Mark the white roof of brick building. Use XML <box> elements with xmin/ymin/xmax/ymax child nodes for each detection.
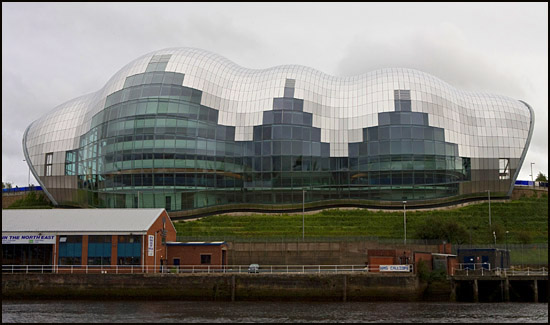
<box><xmin>2</xmin><ymin>209</ymin><xmax>169</xmax><ymax>235</ymax></box>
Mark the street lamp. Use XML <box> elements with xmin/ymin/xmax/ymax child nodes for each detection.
<box><xmin>486</xmin><ymin>190</ymin><xmax>491</xmax><ymax>227</ymax></box>
<box><xmin>22</xmin><ymin>159</ymin><xmax>30</xmax><ymax>187</ymax></box>
<box><xmin>403</xmin><ymin>200</ymin><xmax>407</xmax><ymax>245</ymax></box>
<box><xmin>302</xmin><ymin>189</ymin><xmax>306</xmax><ymax>241</ymax></box>
<box><xmin>530</xmin><ymin>162</ymin><xmax>535</xmax><ymax>188</ymax></box>
<box><xmin>505</xmin><ymin>230</ymin><xmax>509</xmax><ymax>252</ymax></box>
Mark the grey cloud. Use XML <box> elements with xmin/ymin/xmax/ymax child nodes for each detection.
<box><xmin>336</xmin><ymin>24</ymin><xmax>525</xmax><ymax>98</ymax></box>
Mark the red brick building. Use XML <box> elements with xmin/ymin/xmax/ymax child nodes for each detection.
<box><xmin>2</xmin><ymin>209</ymin><xmax>176</xmax><ymax>272</ymax></box>
<box><xmin>367</xmin><ymin>249</ymin><xmax>412</xmax><ymax>272</ymax></box>
<box><xmin>166</xmin><ymin>241</ymin><xmax>228</xmax><ymax>268</ymax></box>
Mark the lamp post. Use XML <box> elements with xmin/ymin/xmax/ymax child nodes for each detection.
<box><xmin>530</xmin><ymin>162</ymin><xmax>535</xmax><ymax>188</ymax></box>
<box><xmin>302</xmin><ymin>189</ymin><xmax>306</xmax><ymax>241</ymax></box>
<box><xmin>403</xmin><ymin>200</ymin><xmax>407</xmax><ymax>245</ymax></box>
<box><xmin>486</xmin><ymin>190</ymin><xmax>491</xmax><ymax>227</ymax></box>
<box><xmin>22</xmin><ymin>159</ymin><xmax>30</xmax><ymax>187</ymax></box>
<box><xmin>505</xmin><ymin>230</ymin><xmax>509</xmax><ymax>252</ymax></box>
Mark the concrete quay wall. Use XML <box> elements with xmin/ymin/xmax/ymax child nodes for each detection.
<box><xmin>2</xmin><ymin>273</ymin><xmax>426</xmax><ymax>302</ymax></box>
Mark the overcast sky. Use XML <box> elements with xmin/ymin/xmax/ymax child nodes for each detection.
<box><xmin>2</xmin><ymin>2</ymin><xmax>548</xmax><ymax>187</ymax></box>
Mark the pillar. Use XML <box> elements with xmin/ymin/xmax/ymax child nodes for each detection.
<box><xmin>343</xmin><ymin>274</ymin><xmax>347</xmax><ymax>302</ymax></box>
<box><xmin>81</xmin><ymin>235</ymin><xmax>89</xmax><ymax>266</ymax></box>
<box><xmin>450</xmin><ymin>280</ymin><xmax>457</xmax><ymax>302</ymax></box>
<box><xmin>473</xmin><ymin>279</ymin><xmax>479</xmax><ymax>303</ymax></box>
<box><xmin>504</xmin><ymin>278</ymin><xmax>510</xmax><ymax>302</ymax></box>
<box><xmin>111</xmin><ymin>235</ymin><xmax>118</xmax><ymax>267</ymax></box>
<box><xmin>231</xmin><ymin>275</ymin><xmax>236</xmax><ymax>302</ymax></box>
<box><xmin>533</xmin><ymin>280</ymin><xmax>538</xmax><ymax>303</ymax></box>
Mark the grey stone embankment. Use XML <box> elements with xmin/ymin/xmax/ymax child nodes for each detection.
<box><xmin>2</xmin><ymin>273</ymin><xmax>446</xmax><ymax>302</ymax></box>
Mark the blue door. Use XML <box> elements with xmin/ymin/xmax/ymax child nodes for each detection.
<box><xmin>173</xmin><ymin>258</ymin><xmax>180</xmax><ymax>266</ymax></box>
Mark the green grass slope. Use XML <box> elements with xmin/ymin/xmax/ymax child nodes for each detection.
<box><xmin>174</xmin><ymin>195</ymin><xmax>548</xmax><ymax>244</ymax></box>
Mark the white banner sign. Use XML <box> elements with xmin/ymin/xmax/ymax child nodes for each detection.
<box><xmin>379</xmin><ymin>265</ymin><xmax>410</xmax><ymax>272</ymax></box>
<box><xmin>148</xmin><ymin>235</ymin><xmax>154</xmax><ymax>256</ymax></box>
<box><xmin>2</xmin><ymin>234</ymin><xmax>56</xmax><ymax>244</ymax></box>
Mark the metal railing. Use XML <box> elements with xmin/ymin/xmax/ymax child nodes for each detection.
<box><xmin>2</xmin><ymin>264</ymin><xmax>414</xmax><ymax>275</ymax></box>
<box><xmin>458</xmin><ymin>262</ymin><xmax>492</xmax><ymax>270</ymax></box>
<box><xmin>453</xmin><ymin>265</ymin><xmax>547</xmax><ymax>277</ymax></box>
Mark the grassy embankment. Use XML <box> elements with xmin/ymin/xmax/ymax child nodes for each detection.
<box><xmin>174</xmin><ymin>195</ymin><xmax>548</xmax><ymax>245</ymax></box>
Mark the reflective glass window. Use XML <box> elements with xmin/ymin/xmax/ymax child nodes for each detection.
<box><xmin>424</xmin><ymin>128</ymin><xmax>434</xmax><ymax>140</ymax></box>
<box><xmin>311</xmin><ymin>129</ymin><xmax>321</xmax><ymax>142</ymax></box>
<box><xmin>263</xmin><ymin>111</ymin><xmax>274</xmax><ymax>124</ymax></box>
<box><xmin>401</xmin><ymin>140</ymin><xmax>412</xmax><ymax>154</ymax></box>
<box><xmin>303</xmin><ymin>113</ymin><xmax>312</xmax><ymax>126</ymax></box>
<box><xmin>379</xmin><ymin>127</ymin><xmax>390</xmax><ymax>140</ymax></box>
<box><xmin>312</xmin><ymin>142</ymin><xmax>321</xmax><ymax>156</ymax></box>
<box><xmin>367</xmin><ymin>128</ymin><xmax>378</xmax><ymax>141</ymax></box>
<box><xmin>321</xmin><ymin>143</ymin><xmax>330</xmax><ymax>157</ymax></box>
<box><xmin>390</xmin><ymin>141</ymin><xmax>402</xmax><ymax>154</ymax></box>
<box><xmin>401</xmin><ymin>126</ymin><xmax>411</xmax><ymax>139</ymax></box>
<box><xmin>282</xmin><ymin>111</ymin><xmax>292</xmax><ymax>124</ymax></box>
<box><xmin>411</xmin><ymin>113</ymin><xmax>424</xmax><ymax>125</ymax></box>
<box><xmin>273</xmin><ymin>111</ymin><xmax>282</xmax><ymax>123</ymax></box>
<box><xmin>281</xmin><ymin>141</ymin><xmax>292</xmax><ymax>155</ymax></box>
<box><xmin>369</xmin><ymin>142</ymin><xmax>379</xmax><ymax>155</ymax></box>
<box><xmin>424</xmin><ymin>141</ymin><xmax>435</xmax><ymax>155</ymax></box>
<box><xmin>273</xmin><ymin>125</ymin><xmax>283</xmax><ymax>139</ymax></box>
<box><xmin>412</xmin><ymin>127</ymin><xmax>424</xmax><ymax>139</ymax></box>
<box><xmin>434</xmin><ymin>128</ymin><xmax>444</xmax><ymax>141</ymax></box>
<box><xmin>291</xmin><ymin>141</ymin><xmax>301</xmax><ymax>155</ymax></box>
<box><xmin>390</xmin><ymin>126</ymin><xmax>402</xmax><ymax>139</ymax></box>
<box><xmin>273</xmin><ymin>141</ymin><xmax>282</xmax><ymax>155</ymax></box>
<box><xmin>292</xmin><ymin>126</ymin><xmax>302</xmax><ymax>140</ymax></box>
<box><xmin>390</xmin><ymin>113</ymin><xmax>400</xmax><ymax>125</ymax></box>
<box><xmin>293</xmin><ymin>112</ymin><xmax>303</xmax><ymax>125</ymax></box>
<box><xmin>412</xmin><ymin>141</ymin><xmax>424</xmax><ymax>154</ymax></box>
<box><xmin>379</xmin><ymin>141</ymin><xmax>390</xmax><ymax>155</ymax></box>
<box><xmin>435</xmin><ymin>142</ymin><xmax>445</xmax><ymax>155</ymax></box>
<box><xmin>379</xmin><ymin>113</ymin><xmax>390</xmax><ymax>125</ymax></box>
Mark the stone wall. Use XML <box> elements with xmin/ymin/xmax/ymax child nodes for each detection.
<box><xmin>510</xmin><ymin>187</ymin><xmax>548</xmax><ymax>200</ymax></box>
<box><xmin>2</xmin><ymin>273</ymin><xmax>425</xmax><ymax>302</ymax></box>
<box><xmin>1</xmin><ymin>190</ymin><xmax>49</xmax><ymax>209</ymax></box>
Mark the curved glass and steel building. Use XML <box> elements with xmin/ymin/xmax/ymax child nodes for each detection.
<box><xmin>23</xmin><ymin>48</ymin><xmax>534</xmax><ymax>215</ymax></box>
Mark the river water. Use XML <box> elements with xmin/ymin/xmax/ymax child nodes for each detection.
<box><xmin>2</xmin><ymin>300</ymin><xmax>548</xmax><ymax>323</ymax></box>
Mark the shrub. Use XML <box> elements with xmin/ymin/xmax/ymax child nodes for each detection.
<box><xmin>517</xmin><ymin>230</ymin><xmax>532</xmax><ymax>244</ymax></box>
<box><xmin>416</xmin><ymin>260</ymin><xmax>430</xmax><ymax>282</ymax></box>
<box><xmin>415</xmin><ymin>216</ymin><xmax>468</xmax><ymax>245</ymax></box>
<box><xmin>8</xmin><ymin>191</ymin><xmax>51</xmax><ymax>208</ymax></box>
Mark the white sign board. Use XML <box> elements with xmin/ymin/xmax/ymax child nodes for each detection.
<box><xmin>2</xmin><ymin>235</ymin><xmax>56</xmax><ymax>244</ymax></box>
<box><xmin>379</xmin><ymin>265</ymin><xmax>410</xmax><ymax>272</ymax></box>
<box><xmin>148</xmin><ymin>235</ymin><xmax>154</xmax><ymax>256</ymax></box>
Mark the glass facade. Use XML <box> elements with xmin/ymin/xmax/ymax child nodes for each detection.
<box><xmin>87</xmin><ymin>235</ymin><xmax>111</xmax><ymax>266</ymax></box>
<box><xmin>117</xmin><ymin>235</ymin><xmax>141</xmax><ymax>265</ymax></box>
<box><xmin>23</xmin><ymin>48</ymin><xmax>534</xmax><ymax>213</ymax></box>
<box><xmin>58</xmin><ymin>235</ymin><xmax>82</xmax><ymax>265</ymax></box>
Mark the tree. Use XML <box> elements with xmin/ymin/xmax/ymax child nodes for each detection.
<box><xmin>535</xmin><ymin>172</ymin><xmax>547</xmax><ymax>182</ymax></box>
<box><xmin>2</xmin><ymin>182</ymin><xmax>13</xmax><ymax>189</ymax></box>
